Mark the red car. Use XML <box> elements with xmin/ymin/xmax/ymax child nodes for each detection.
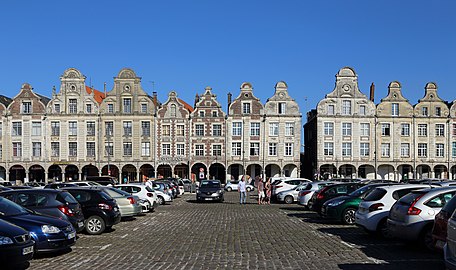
<box><xmin>432</xmin><ymin>194</ymin><xmax>456</xmax><ymax>250</ymax></box>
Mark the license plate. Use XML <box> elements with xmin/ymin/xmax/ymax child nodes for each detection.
<box><xmin>77</xmin><ymin>222</ymin><xmax>84</xmax><ymax>228</ymax></box>
<box><xmin>436</xmin><ymin>240</ymin><xmax>445</xmax><ymax>249</ymax></box>
<box><xmin>67</xmin><ymin>232</ymin><xmax>76</xmax><ymax>239</ymax></box>
<box><xmin>22</xmin><ymin>246</ymin><xmax>33</xmax><ymax>255</ymax></box>
<box><xmin>205</xmin><ymin>198</ymin><xmax>213</xmax><ymax>200</ymax></box>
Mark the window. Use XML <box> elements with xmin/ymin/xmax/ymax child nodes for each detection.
<box><xmin>86</xmin><ymin>121</ymin><xmax>95</xmax><ymax>136</ymax></box>
<box><xmin>69</xmin><ymin>99</ymin><xmax>77</xmax><ymax>114</ymax></box>
<box><xmin>436</xmin><ymin>124</ymin><xmax>445</xmax><ymax>136</ymax></box>
<box><xmin>105</xmin><ymin>142</ymin><xmax>113</xmax><ymax>156</ymax></box>
<box><xmin>418</xmin><ymin>124</ymin><xmax>428</xmax><ymax>136</ymax></box>
<box><xmin>360</xmin><ymin>123</ymin><xmax>370</xmax><ymax>136</ymax></box>
<box><xmin>250</xmin><ymin>123</ymin><xmax>260</xmax><ymax>136</ymax></box>
<box><xmin>269</xmin><ymin>143</ymin><xmax>277</xmax><ymax>156</ymax></box>
<box><xmin>142</xmin><ymin>121</ymin><xmax>150</xmax><ymax>136</ymax></box>
<box><xmin>195</xmin><ymin>145</ymin><xmax>204</xmax><ymax>156</ymax></box>
<box><xmin>381</xmin><ymin>143</ymin><xmax>390</xmax><ymax>157</ymax></box>
<box><xmin>176</xmin><ymin>125</ymin><xmax>185</xmax><ymax>136</ymax></box>
<box><xmin>250</xmin><ymin>142</ymin><xmax>260</xmax><ymax>156</ymax></box>
<box><xmin>51</xmin><ymin>142</ymin><xmax>59</xmax><ymax>157</ymax></box>
<box><xmin>278</xmin><ymin>103</ymin><xmax>286</xmax><ymax>114</ymax></box>
<box><xmin>401</xmin><ymin>123</ymin><xmax>410</xmax><ymax>136</ymax></box>
<box><xmin>436</xmin><ymin>107</ymin><xmax>442</xmax><ymax>116</ymax></box>
<box><xmin>0</xmin><ymin>122</ymin><xmax>2</xmax><ymax>137</ymax></box>
<box><xmin>32</xmin><ymin>142</ymin><xmax>41</xmax><ymax>157</ymax></box>
<box><xmin>199</xmin><ymin>111</ymin><xmax>205</xmax><ymax>117</ymax></box>
<box><xmin>269</xmin><ymin>122</ymin><xmax>279</xmax><ymax>136</ymax></box>
<box><xmin>12</xmin><ymin>122</ymin><xmax>22</xmax><ymax>136</ymax></box>
<box><xmin>453</xmin><ymin>124</ymin><xmax>456</xmax><ymax>136</ymax></box>
<box><xmin>401</xmin><ymin>143</ymin><xmax>410</xmax><ymax>157</ymax></box>
<box><xmin>359</xmin><ymin>105</ymin><xmax>366</xmax><ymax>116</ymax></box>
<box><xmin>123</xmin><ymin>142</ymin><xmax>132</xmax><ymax>156</ymax></box>
<box><xmin>342</xmin><ymin>100</ymin><xmax>351</xmax><ymax>115</ymax></box>
<box><xmin>453</xmin><ymin>142</ymin><xmax>456</xmax><ymax>158</ymax></box>
<box><xmin>342</xmin><ymin>143</ymin><xmax>352</xmax><ymax>156</ymax></box>
<box><xmin>69</xmin><ymin>142</ymin><xmax>77</xmax><ymax>157</ymax></box>
<box><xmin>421</xmin><ymin>107</ymin><xmax>428</xmax><ymax>116</ymax></box>
<box><xmin>105</xmin><ymin>122</ymin><xmax>113</xmax><ymax>136</ymax></box>
<box><xmin>162</xmin><ymin>125</ymin><xmax>171</xmax><ymax>136</ymax></box>
<box><xmin>162</xmin><ymin>144</ymin><xmax>171</xmax><ymax>156</ymax></box>
<box><xmin>68</xmin><ymin>121</ymin><xmax>77</xmax><ymax>136</ymax></box>
<box><xmin>13</xmin><ymin>142</ymin><xmax>21</xmax><ymax>157</ymax></box>
<box><xmin>232</xmin><ymin>142</ymin><xmax>241</xmax><ymax>156</ymax></box>
<box><xmin>285</xmin><ymin>143</ymin><xmax>293</xmax><ymax>156</ymax></box>
<box><xmin>141</xmin><ymin>142</ymin><xmax>150</xmax><ymax>156</ymax></box>
<box><xmin>243</xmin><ymin>103</ymin><xmax>251</xmax><ymax>114</ymax></box>
<box><xmin>436</xmin><ymin>143</ymin><xmax>445</xmax><ymax>157</ymax></box>
<box><xmin>86</xmin><ymin>104</ymin><xmax>92</xmax><ymax>114</ymax></box>
<box><xmin>0</xmin><ymin>144</ymin><xmax>2</xmax><ymax>158</ymax></box>
<box><xmin>31</xmin><ymin>122</ymin><xmax>41</xmax><ymax>136</ymax></box>
<box><xmin>195</xmin><ymin>124</ymin><xmax>204</xmax><ymax>136</ymax></box>
<box><xmin>285</xmin><ymin>123</ymin><xmax>294</xmax><ymax>136</ymax></box>
<box><xmin>22</xmin><ymin>102</ymin><xmax>31</xmax><ymax>114</ymax></box>
<box><xmin>107</xmin><ymin>104</ymin><xmax>114</xmax><ymax>113</ymax></box>
<box><xmin>212</xmin><ymin>111</ymin><xmax>218</xmax><ymax>117</ymax></box>
<box><xmin>232</xmin><ymin>122</ymin><xmax>242</xmax><ymax>136</ymax></box>
<box><xmin>123</xmin><ymin>98</ymin><xmax>132</xmax><ymax>113</ymax></box>
<box><xmin>360</xmin><ymin>143</ymin><xmax>369</xmax><ymax>157</ymax></box>
<box><xmin>324</xmin><ymin>123</ymin><xmax>334</xmax><ymax>136</ymax></box>
<box><xmin>342</xmin><ymin>123</ymin><xmax>352</xmax><ymax>136</ymax></box>
<box><xmin>123</xmin><ymin>121</ymin><xmax>132</xmax><ymax>136</ymax></box>
<box><xmin>213</xmin><ymin>145</ymin><xmax>222</xmax><ymax>156</ymax></box>
<box><xmin>177</xmin><ymin>144</ymin><xmax>185</xmax><ymax>156</ymax></box>
<box><xmin>87</xmin><ymin>142</ymin><xmax>95</xmax><ymax>157</ymax></box>
<box><xmin>381</xmin><ymin>123</ymin><xmax>390</xmax><ymax>136</ymax></box>
<box><xmin>141</xmin><ymin>104</ymin><xmax>148</xmax><ymax>113</ymax></box>
<box><xmin>324</xmin><ymin>142</ymin><xmax>333</xmax><ymax>156</ymax></box>
<box><xmin>213</xmin><ymin>124</ymin><xmax>222</xmax><ymax>136</ymax></box>
<box><xmin>170</xmin><ymin>104</ymin><xmax>177</xmax><ymax>117</ymax></box>
<box><xmin>418</xmin><ymin>143</ymin><xmax>427</xmax><ymax>157</ymax></box>
<box><xmin>54</xmin><ymin>104</ymin><xmax>61</xmax><ymax>113</ymax></box>
<box><xmin>327</xmin><ymin>105</ymin><xmax>335</xmax><ymax>115</ymax></box>
<box><xmin>392</xmin><ymin>103</ymin><xmax>399</xmax><ymax>116</ymax></box>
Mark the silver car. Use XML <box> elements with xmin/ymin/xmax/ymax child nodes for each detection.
<box><xmin>445</xmin><ymin>210</ymin><xmax>456</xmax><ymax>270</ymax></box>
<box><xmin>298</xmin><ymin>181</ymin><xmax>338</xmax><ymax>208</ymax></box>
<box><xmin>388</xmin><ymin>186</ymin><xmax>456</xmax><ymax>249</ymax></box>
<box><xmin>277</xmin><ymin>183</ymin><xmax>312</xmax><ymax>204</ymax></box>
<box><xmin>95</xmin><ymin>187</ymin><xmax>142</xmax><ymax>218</ymax></box>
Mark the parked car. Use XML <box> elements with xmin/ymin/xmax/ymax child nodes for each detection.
<box><xmin>0</xmin><ymin>189</ymin><xmax>85</xmax><ymax>232</ymax></box>
<box><xmin>271</xmin><ymin>178</ymin><xmax>311</xmax><ymax>199</ymax></box>
<box><xmin>85</xmin><ymin>176</ymin><xmax>118</xmax><ymax>186</ymax></box>
<box><xmin>224</xmin><ymin>181</ymin><xmax>254</xmax><ymax>192</ymax></box>
<box><xmin>0</xmin><ymin>196</ymin><xmax>76</xmax><ymax>253</ymax></box>
<box><xmin>444</xmin><ymin>210</ymin><xmax>456</xmax><ymax>269</ymax></box>
<box><xmin>44</xmin><ymin>182</ymin><xmax>78</xmax><ymax>189</ymax></box>
<box><xmin>8</xmin><ymin>186</ymin><xmax>33</xmax><ymax>190</ymax></box>
<box><xmin>182</xmin><ymin>179</ymin><xmax>192</xmax><ymax>192</ymax></box>
<box><xmin>322</xmin><ymin>183</ymin><xmax>396</xmax><ymax>225</ymax></box>
<box><xmin>388</xmin><ymin>186</ymin><xmax>456</xmax><ymax>249</ymax></box>
<box><xmin>156</xmin><ymin>181</ymin><xmax>177</xmax><ymax>198</ymax></box>
<box><xmin>177</xmin><ymin>179</ymin><xmax>185</xmax><ymax>195</ymax></box>
<box><xmin>0</xmin><ymin>181</ymin><xmax>12</xmax><ymax>187</ymax></box>
<box><xmin>277</xmin><ymin>183</ymin><xmax>314</xmax><ymax>204</ymax></box>
<box><xmin>24</xmin><ymin>182</ymin><xmax>45</xmax><ymax>188</ymax></box>
<box><xmin>116</xmin><ymin>183</ymin><xmax>165</xmax><ymax>207</ymax></box>
<box><xmin>0</xmin><ymin>218</ymin><xmax>35</xmax><ymax>267</ymax></box>
<box><xmin>196</xmin><ymin>180</ymin><xmax>224</xmax><ymax>202</ymax></box>
<box><xmin>298</xmin><ymin>181</ymin><xmax>338</xmax><ymax>208</ymax></box>
<box><xmin>68</xmin><ymin>181</ymin><xmax>102</xmax><ymax>187</ymax></box>
<box><xmin>432</xmin><ymin>193</ymin><xmax>456</xmax><ymax>251</ymax></box>
<box><xmin>309</xmin><ymin>182</ymin><xmax>365</xmax><ymax>214</ymax></box>
<box><xmin>355</xmin><ymin>184</ymin><xmax>427</xmax><ymax>237</ymax></box>
<box><xmin>63</xmin><ymin>187</ymin><xmax>121</xmax><ymax>235</ymax></box>
<box><xmin>93</xmin><ymin>187</ymin><xmax>142</xmax><ymax>218</ymax></box>
<box><xmin>152</xmin><ymin>181</ymin><xmax>172</xmax><ymax>199</ymax></box>
<box><xmin>0</xmin><ymin>186</ymin><xmax>12</xmax><ymax>192</ymax></box>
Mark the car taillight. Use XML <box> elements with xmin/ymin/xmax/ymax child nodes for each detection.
<box><xmin>98</xmin><ymin>203</ymin><xmax>112</xmax><ymax>210</ymax></box>
<box><xmin>275</xmin><ymin>185</ymin><xmax>283</xmax><ymax>189</ymax></box>
<box><xmin>407</xmin><ymin>194</ymin><xmax>424</xmax><ymax>215</ymax></box>
<box><xmin>127</xmin><ymin>197</ymin><xmax>135</xmax><ymax>204</ymax></box>
<box><xmin>316</xmin><ymin>187</ymin><xmax>328</xmax><ymax>200</ymax></box>
<box><xmin>299</xmin><ymin>191</ymin><xmax>311</xmax><ymax>196</ymax></box>
<box><xmin>368</xmin><ymin>203</ymin><xmax>384</xmax><ymax>212</ymax></box>
<box><xmin>147</xmin><ymin>192</ymin><xmax>153</xmax><ymax>197</ymax></box>
<box><xmin>58</xmin><ymin>205</ymin><xmax>74</xmax><ymax>216</ymax></box>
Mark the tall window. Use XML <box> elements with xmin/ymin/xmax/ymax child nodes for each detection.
<box><xmin>86</xmin><ymin>121</ymin><xmax>95</xmax><ymax>136</ymax></box>
<box><xmin>162</xmin><ymin>144</ymin><xmax>171</xmax><ymax>156</ymax></box>
<box><xmin>199</xmin><ymin>111</ymin><xmax>205</xmax><ymax>117</ymax></box>
<box><xmin>13</xmin><ymin>142</ymin><xmax>22</xmax><ymax>157</ymax></box>
<box><xmin>31</xmin><ymin>122</ymin><xmax>41</xmax><ymax>136</ymax></box>
<box><xmin>123</xmin><ymin>98</ymin><xmax>132</xmax><ymax>113</ymax></box>
<box><xmin>213</xmin><ymin>124</ymin><xmax>222</xmax><ymax>136</ymax></box>
<box><xmin>86</xmin><ymin>104</ymin><xmax>92</xmax><ymax>113</ymax></box>
<box><xmin>342</xmin><ymin>100</ymin><xmax>351</xmax><ymax>115</ymax></box>
<box><xmin>105</xmin><ymin>122</ymin><xmax>114</xmax><ymax>136</ymax></box>
<box><xmin>176</xmin><ymin>125</ymin><xmax>185</xmax><ymax>136</ymax></box>
<box><xmin>392</xmin><ymin>103</ymin><xmax>399</xmax><ymax>116</ymax></box>
<box><xmin>269</xmin><ymin>122</ymin><xmax>279</xmax><ymax>136</ymax></box>
<box><xmin>360</xmin><ymin>123</ymin><xmax>370</xmax><ymax>136</ymax></box>
<box><xmin>141</xmin><ymin>121</ymin><xmax>150</xmax><ymax>136</ymax></box>
<box><xmin>195</xmin><ymin>145</ymin><xmax>204</xmax><ymax>156</ymax></box>
<box><xmin>232</xmin><ymin>122</ymin><xmax>242</xmax><ymax>136</ymax></box>
<box><xmin>250</xmin><ymin>142</ymin><xmax>260</xmax><ymax>156</ymax></box>
<box><xmin>342</xmin><ymin>123</ymin><xmax>352</xmax><ymax>136</ymax></box>
<box><xmin>436</xmin><ymin>124</ymin><xmax>445</xmax><ymax>136</ymax></box>
<box><xmin>453</xmin><ymin>142</ymin><xmax>456</xmax><ymax>157</ymax></box>
<box><xmin>123</xmin><ymin>121</ymin><xmax>132</xmax><ymax>136</ymax></box>
<box><xmin>212</xmin><ymin>111</ymin><xmax>218</xmax><ymax>117</ymax></box>
<box><xmin>107</xmin><ymin>104</ymin><xmax>114</xmax><ymax>113</ymax></box>
<box><xmin>285</xmin><ymin>123</ymin><xmax>294</xmax><ymax>136</ymax></box>
<box><xmin>418</xmin><ymin>143</ymin><xmax>427</xmax><ymax>157</ymax></box>
<box><xmin>12</xmin><ymin>122</ymin><xmax>22</xmax><ymax>136</ymax></box>
<box><xmin>278</xmin><ymin>103</ymin><xmax>286</xmax><ymax>114</ymax></box>
<box><xmin>453</xmin><ymin>124</ymin><xmax>456</xmax><ymax>136</ymax></box>
<box><xmin>141</xmin><ymin>142</ymin><xmax>150</xmax><ymax>156</ymax></box>
<box><xmin>327</xmin><ymin>105</ymin><xmax>335</xmax><ymax>115</ymax></box>
<box><xmin>51</xmin><ymin>142</ymin><xmax>59</xmax><ymax>157</ymax></box>
<box><xmin>68</xmin><ymin>121</ymin><xmax>77</xmax><ymax>136</ymax></box>
<box><xmin>242</xmin><ymin>103</ymin><xmax>251</xmax><ymax>114</ymax></box>
<box><xmin>232</xmin><ymin>142</ymin><xmax>241</xmax><ymax>156</ymax></box>
<box><xmin>269</xmin><ymin>143</ymin><xmax>277</xmax><ymax>156</ymax></box>
<box><xmin>436</xmin><ymin>143</ymin><xmax>445</xmax><ymax>157</ymax></box>
<box><xmin>54</xmin><ymin>104</ymin><xmax>61</xmax><ymax>113</ymax></box>
<box><xmin>87</xmin><ymin>142</ymin><xmax>95</xmax><ymax>157</ymax></box>
<box><xmin>69</xmin><ymin>142</ymin><xmax>77</xmax><ymax>157</ymax></box>
<box><xmin>342</xmin><ymin>142</ymin><xmax>352</xmax><ymax>156</ymax></box>
<box><xmin>381</xmin><ymin>143</ymin><xmax>390</xmax><ymax>157</ymax></box>
<box><xmin>359</xmin><ymin>105</ymin><xmax>366</xmax><ymax>116</ymax></box>
<box><xmin>284</xmin><ymin>143</ymin><xmax>293</xmax><ymax>156</ymax></box>
<box><xmin>123</xmin><ymin>142</ymin><xmax>132</xmax><ymax>156</ymax></box>
<box><xmin>381</xmin><ymin>123</ymin><xmax>390</xmax><ymax>136</ymax></box>
<box><xmin>360</xmin><ymin>143</ymin><xmax>369</xmax><ymax>157</ymax></box>
<box><xmin>22</xmin><ymin>102</ymin><xmax>31</xmax><ymax>114</ymax></box>
<box><xmin>141</xmin><ymin>104</ymin><xmax>148</xmax><ymax>113</ymax></box>
<box><xmin>435</xmin><ymin>107</ymin><xmax>442</xmax><ymax>116</ymax></box>
<box><xmin>32</xmin><ymin>142</ymin><xmax>41</xmax><ymax>157</ymax></box>
<box><xmin>250</xmin><ymin>123</ymin><xmax>260</xmax><ymax>136</ymax></box>
<box><xmin>213</xmin><ymin>145</ymin><xmax>222</xmax><ymax>156</ymax></box>
<box><xmin>162</xmin><ymin>125</ymin><xmax>171</xmax><ymax>136</ymax></box>
<box><xmin>170</xmin><ymin>104</ymin><xmax>177</xmax><ymax>117</ymax></box>
<box><xmin>323</xmin><ymin>122</ymin><xmax>334</xmax><ymax>136</ymax></box>
<box><xmin>421</xmin><ymin>107</ymin><xmax>428</xmax><ymax>116</ymax></box>
<box><xmin>401</xmin><ymin>123</ymin><xmax>410</xmax><ymax>136</ymax></box>
<box><xmin>418</xmin><ymin>124</ymin><xmax>428</xmax><ymax>136</ymax></box>
<box><xmin>401</xmin><ymin>143</ymin><xmax>410</xmax><ymax>157</ymax></box>
<box><xmin>195</xmin><ymin>124</ymin><xmax>205</xmax><ymax>136</ymax></box>
<box><xmin>69</xmin><ymin>99</ymin><xmax>77</xmax><ymax>114</ymax></box>
<box><xmin>105</xmin><ymin>142</ymin><xmax>113</xmax><ymax>156</ymax></box>
<box><xmin>324</xmin><ymin>142</ymin><xmax>333</xmax><ymax>156</ymax></box>
<box><xmin>177</xmin><ymin>144</ymin><xmax>185</xmax><ymax>156</ymax></box>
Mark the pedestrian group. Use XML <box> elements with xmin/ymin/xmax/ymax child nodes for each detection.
<box><xmin>237</xmin><ymin>176</ymin><xmax>271</xmax><ymax>205</ymax></box>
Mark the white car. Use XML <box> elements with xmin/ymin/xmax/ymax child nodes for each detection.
<box><xmin>68</xmin><ymin>181</ymin><xmax>102</xmax><ymax>187</ymax></box>
<box><xmin>271</xmin><ymin>178</ymin><xmax>311</xmax><ymax>197</ymax></box>
<box><xmin>224</xmin><ymin>181</ymin><xmax>254</xmax><ymax>192</ymax></box>
<box><xmin>355</xmin><ymin>184</ymin><xmax>428</xmax><ymax>237</ymax></box>
<box><xmin>115</xmin><ymin>183</ymin><xmax>161</xmax><ymax>210</ymax></box>
<box><xmin>298</xmin><ymin>181</ymin><xmax>338</xmax><ymax>207</ymax></box>
<box><xmin>276</xmin><ymin>183</ymin><xmax>312</xmax><ymax>204</ymax></box>
<box><xmin>154</xmin><ymin>189</ymin><xmax>173</xmax><ymax>205</ymax></box>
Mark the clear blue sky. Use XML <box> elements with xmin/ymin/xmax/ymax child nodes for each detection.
<box><xmin>0</xmin><ymin>1</ymin><xmax>455</xmax><ymax>115</ymax></box>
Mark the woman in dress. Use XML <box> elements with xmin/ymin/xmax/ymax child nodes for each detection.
<box><xmin>264</xmin><ymin>177</ymin><xmax>272</xmax><ymax>204</ymax></box>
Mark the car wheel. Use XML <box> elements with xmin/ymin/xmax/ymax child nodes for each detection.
<box><xmin>246</xmin><ymin>187</ymin><xmax>251</xmax><ymax>192</ymax></box>
<box><xmin>226</xmin><ymin>187</ymin><xmax>232</xmax><ymax>192</ymax></box>
<box><xmin>158</xmin><ymin>196</ymin><xmax>165</xmax><ymax>205</ymax></box>
<box><xmin>421</xmin><ymin>225</ymin><xmax>435</xmax><ymax>250</ymax></box>
<box><xmin>342</xmin><ymin>208</ymin><xmax>356</xmax><ymax>225</ymax></box>
<box><xmin>85</xmin><ymin>216</ymin><xmax>105</xmax><ymax>235</ymax></box>
<box><xmin>284</xmin><ymin>195</ymin><xmax>294</xmax><ymax>204</ymax></box>
<box><xmin>377</xmin><ymin>218</ymin><xmax>392</xmax><ymax>239</ymax></box>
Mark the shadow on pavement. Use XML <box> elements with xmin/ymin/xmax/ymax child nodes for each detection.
<box><xmin>34</xmin><ymin>247</ymin><xmax>72</xmax><ymax>259</ymax></box>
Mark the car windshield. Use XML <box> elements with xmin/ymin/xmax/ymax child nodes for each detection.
<box><xmin>57</xmin><ymin>192</ymin><xmax>78</xmax><ymax>204</ymax></box>
<box><xmin>349</xmin><ymin>185</ymin><xmax>374</xmax><ymax>198</ymax></box>
<box><xmin>111</xmin><ymin>188</ymin><xmax>131</xmax><ymax>197</ymax></box>
<box><xmin>0</xmin><ymin>197</ymin><xmax>29</xmax><ymax>216</ymax></box>
<box><xmin>200</xmin><ymin>181</ymin><xmax>220</xmax><ymax>188</ymax></box>
<box><xmin>145</xmin><ymin>186</ymin><xmax>155</xmax><ymax>192</ymax></box>
<box><xmin>363</xmin><ymin>188</ymin><xmax>387</xmax><ymax>201</ymax></box>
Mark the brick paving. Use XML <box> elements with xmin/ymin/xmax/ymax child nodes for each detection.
<box><xmin>29</xmin><ymin>191</ymin><xmax>444</xmax><ymax>270</ymax></box>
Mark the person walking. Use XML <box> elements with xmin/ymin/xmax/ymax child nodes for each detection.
<box><xmin>257</xmin><ymin>179</ymin><xmax>264</xmax><ymax>205</ymax></box>
<box><xmin>264</xmin><ymin>177</ymin><xmax>272</xmax><ymax>204</ymax></box>
<box><xmin>238</xmin><ymin>177</ymin><xmax>247</xmax><ymax>204</ymax></box>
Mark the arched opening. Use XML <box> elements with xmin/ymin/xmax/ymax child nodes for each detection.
<box><xmin>140</xmin><ymin>164</ymin><xmax>155</xmax><ymax>181</ymax></box>
<box><xmin>9</xmin><ymin>165</ymin><xmax>25</xmax><ymax>184</ymax></box>
<box><xmin>48</xmin><ymin>165</ymin><xmax>62</xmax><ymax>182</ymax></box>
<box><xmin>191</xmin><ymin>163</ymin><xmax>207</xmax><ymax>181</ymax></box>
<box><xmin>173</xmin><ymin>163</ymin><xmax>188</xmax><ymax>179</ymax></box>
<box><xmin>319</xmin><ymin>164</ymin><xmax>337</xmax><ymax>180</ymax></box>
<box><xmin>452</xmin><ymin>166</ymin><xmax>456</xmax><ymax>180</ymax></box>
<box><xmin>29</xmin><ymin>165</ymin><xmax>45</xmax><ymax>182</ymax></box>
<box><xmin>338</xmin><ymin>164</ymin><xmax>356</xmax><ymax>178</ymax></box>
<box><xmin>283</xmin><ymin>164</ymin><xmax>297</xmax><ymax>178</ymax></box>
<box><xmin>416</xmin><ymin>164</ymin><xmax>431</xmax><ymax>179</ymax></box>
<box><xmin>246</xmin><ymin>164</ymin><xmax>262</xmax><ymax>179</ymax></box>
<box><xmin>209</xmin><ymin>163</ymin><xmax>226</xmax><ymax>183</ymax></box>
<box><xmin>227</xmin><ymin>164</ymin><xmax>243</xmax><ymax>181</ymax></box>
<box><xmin>65</xmin><ymin>165</ymin><xmax>79</xmax><ymax>181</ymax></box>
<box><xmin>265</xmin><ymin>164</ymin><xmax>280</xmax><ymax>178</ymax></box>
<box><xmin>377</xmin><ymin>164</ymin><xmax>395</xmax><ymax>180</ymax></box>
<box><xmin>101</xmin><ymin>165</ymin><xmax>120</xmax><ymax>179</ymax></box>
<box><xmin>122</xmin><ymin>164</ymin><xmax>137</xmax><ymax>183</ymax></box>
<box><xmin>358</xmin><ymin>164</ymin><xmax>375</xmax><ymax>179</ymax></box>
<box><xmin>157</xmin><ymin>165</ymin><xmax>172</xmax><ymax>179</ymax></box>
<box><xmin>434</xmin><ymin>165</ymin><xmax>448</xmax><ymax>179</ymax></box>
<box><xmin>82</xmin><ymin>164</ymin><xmax>99</xmax><ymax>180</ymax></box>
<box><xmin>397</xmin><ymin>164</ymin><xmax>413</xmax><ymax>181</ymax></box>
<box><xmin>0</xmin><ymin>166</ymin><xmax>6</xmax><ymax>181</ymax></box>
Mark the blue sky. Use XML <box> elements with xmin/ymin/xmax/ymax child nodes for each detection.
<box><xmin>0</xmin><ymin>1</ymin><xmax>455</xmax><ymax>115</ymax></box>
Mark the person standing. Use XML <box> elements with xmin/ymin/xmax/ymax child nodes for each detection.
<box><xmin>264</xmin><ymin>177</ymin><xmax>272</xmax><ymax>204</ymax></box>
<box><xmin>238</xmin><ymin>177</ymin><xmax>247</xmax><ymax>204</ymax></box>
<box><xmin>257</xmin><ymin>179</ymin><xmax>264</xmax><ymax>205</ymax></box>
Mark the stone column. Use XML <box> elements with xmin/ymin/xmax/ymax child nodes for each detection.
<box><xmin>431</xmin><ymin>171</ymin><xmax>435</xmax><ymax>178</ymax></box>
<box><xmin>44</xmin><ymin>171</ymin><xmax>49</xmax><ymax>184</ymax></box>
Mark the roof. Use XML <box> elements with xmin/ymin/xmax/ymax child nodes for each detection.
<box><xmin>86</xmin><ymin>86</ymin><xmax>105</xmax><ymax>104</ymax></box>
<box><xmin>36</xmin><ymin>93</ymin><xmax>51</xmax><ymax>105</ymax></box>
<box><xmin>0</xmin><ymin>95</ymin><xmax>12</xmax><ymax>108</ymax></box>
<box><xmin>178</xmin><ymin>98</ymin><xmax>194</xmax><ymax>112</ymax></box>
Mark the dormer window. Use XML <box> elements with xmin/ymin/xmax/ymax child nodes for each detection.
<box><xmin>199</xmin><ymin>111</ymin><xmax>205</xmax><ymax>117</ymax></box>
<box><xmin>123</xmin><ymin>98</ymin><xmax>132</xmax><ymax>113</ymax></box>
<box><xmin>327</xmin><ymin>105</ymin><xmax>335</xmax><ymax>115</ymax></box>
<box><xmin>107</xmin><ymin>104</ymin><xmax>114</xmax><ymax>113</ymax></box>
<box><xmin>54</xmin><ymin>104</ymin><xmax>61</xmax><ymax>113</ymax></box>
<box><xmin>141</xmin><ymin>104</ymin><xmax>148</xmax><ymax>113</ymax></box>
<box><xmin>359</xmin><ymin>105</ymin><xmax>366</xmax><ymax>116</ymax></box>
<box><xmin>170</xmin><ymin>104</ymin><xmax>177</xmax><ymax>117</ymax></box>
<box><xmin>278</xmin><ymin>103</ymin><xmax>286</xmax><ymax>114</ymax></box>
<box><xmin>436</xmin><ymin>107</ymin><xmax>442</xmax><ymax>116</ymax></box>
<box><xmin>422</xmin><ymin>107</ymin><xmax>428</xmax><ymax>116</ymax></box>
<box><xmin>69</xmin><ymin>99</ymin><xmax>77</xmax><ymax>114</ymax></box>
<box><xmin>243</xmin><ymin>103</ymin><xmax>251</xmax><ymax>115</ymax></box>
<box><xmin>86</xmin><ymin>104</ymin><xmax>92</xmax><ymax>113</ymax></box>
<box><xmin>212</xmin><ymin>111</ymin><xmax>218</xmax><ymax>117</ymax></box>
<box><xmin>22</xmin><ymin>102</ymin><xmax>31</xmax><ymax>114</ymax></box>
<box><xmin>392</xmin><ymin>103</ymin><xmax>399</xmax><ymax>116</ymax></box>
<box><xmin>342</xmin><ymin>100</ymin><xmax>351</xmax><ymax>115</ymax></box>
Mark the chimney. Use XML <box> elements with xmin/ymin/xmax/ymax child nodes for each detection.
<box><xmin>370</xmin><ymin>83</ymin><xmax>375</xmax><ymax>102</ymax></box>
<box><xmin>227</xmin><ymin>92</ymin><xmax>232</xmax><ymax>115</ymax></box>
<box><xmin>152</xmin><ymin>91</ymin><xmax>158</xmax><ymax>106</ymax></box>
<box><xmin>194</xmin><ymin>93</ymin><xmax>200</xmax><ymax>107</ymax></box>
<box><xmin>104</xmin><ymin>82</ymin><xmax>107</xmax><ymax>96</ymax></box>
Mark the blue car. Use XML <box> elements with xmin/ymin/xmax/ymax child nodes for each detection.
<box><xmin>0</xmin><ymin>196</ymin><xmax>76</xmax><ymax>253</ymax></box>
<box><xmin>0</xmin><ymin>219</ymin><xmax>35</xmax><ymax>267</ymax></box>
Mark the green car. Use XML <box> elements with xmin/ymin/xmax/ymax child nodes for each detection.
<box><xmin>321</xmin><ymin>183</ymin><xmax>395</xmax><ymax>225</ymax></box>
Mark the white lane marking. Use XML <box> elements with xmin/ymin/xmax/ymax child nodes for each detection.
<box><xmin>70</xmin><ymin>258</ymin><xmax>92</xmax><ymax>268</ymax></box>
<box><xmin>100</xmin><ymin>244</ymin><xmax>111</xmax><ymax>250</ymax></box>
<box><xmin>133</xmin><ymin>227</ymin><xmax>139</xmax><ymax>231</ymax></box>
<box><xmin>340</xmin><ymin>240</ymin><xmax>356</xmax><ymax>248</ymax></box>
<box><xmin>121</xmin><ymin>233</ymin><xmax>128</xmax><ymax>239</ymax></box>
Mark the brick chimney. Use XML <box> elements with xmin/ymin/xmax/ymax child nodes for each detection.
<box><xmin>370</xmin><ymin>83</ymin><xmax>375</xmax><ymax>102</ymax></box>
<box><xmin>227</xmin><ymin>92</ymin><xmax>232</xmax><ymax>115</ymax></box>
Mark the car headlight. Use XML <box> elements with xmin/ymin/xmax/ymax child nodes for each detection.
<box><xmin>328</xmin><ymin>200</ymin><xmax>345</xmax><ymax>207</ymax></box>
<box><xmin>0</xmin><ymin>236</ymin><xmax>13</xmax><ymax>245</ymax></box>
<box><xmin>42</xmin><ymin>225</ymin><xmax>61</xmax><ymax>234</ymax></box>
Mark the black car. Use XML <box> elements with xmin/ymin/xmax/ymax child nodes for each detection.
<box><xmin>8</xmin><ymin>186</ymin><xmax>34</xmax><ymax>190</ymax></box>
<box><xmin>44</xmin><ymin>183</ymin><xmax>78</xmax><ymax>189</ymax></box>
<box><xmin>309</xmin><ymin>182</ymin><xmax>365</xmax><ymax>214</ymax></box>
<box><xmin>0</xmin><ymin>219</ymin><xmax>35</xmax><ymax>267</ymax></box>
<box><xmin>196</xmin><ymin>180</ymin><xmax>224</xmax><ymax>202</ymax></box>
<box><xmin>0</xmin><ymin>189</ymin><xmax>85</xmax><ymax>232</ymax></box>
<box><xmin>63</xmin><ymin>188</ymin><xmax>121</xmax><ymax>235</ymax></box>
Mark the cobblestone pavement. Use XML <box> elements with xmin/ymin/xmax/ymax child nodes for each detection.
<box><xmin>29</xmin><ymin>192</ymin><xmax>444</xmax><ymax>270</ymax></box>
